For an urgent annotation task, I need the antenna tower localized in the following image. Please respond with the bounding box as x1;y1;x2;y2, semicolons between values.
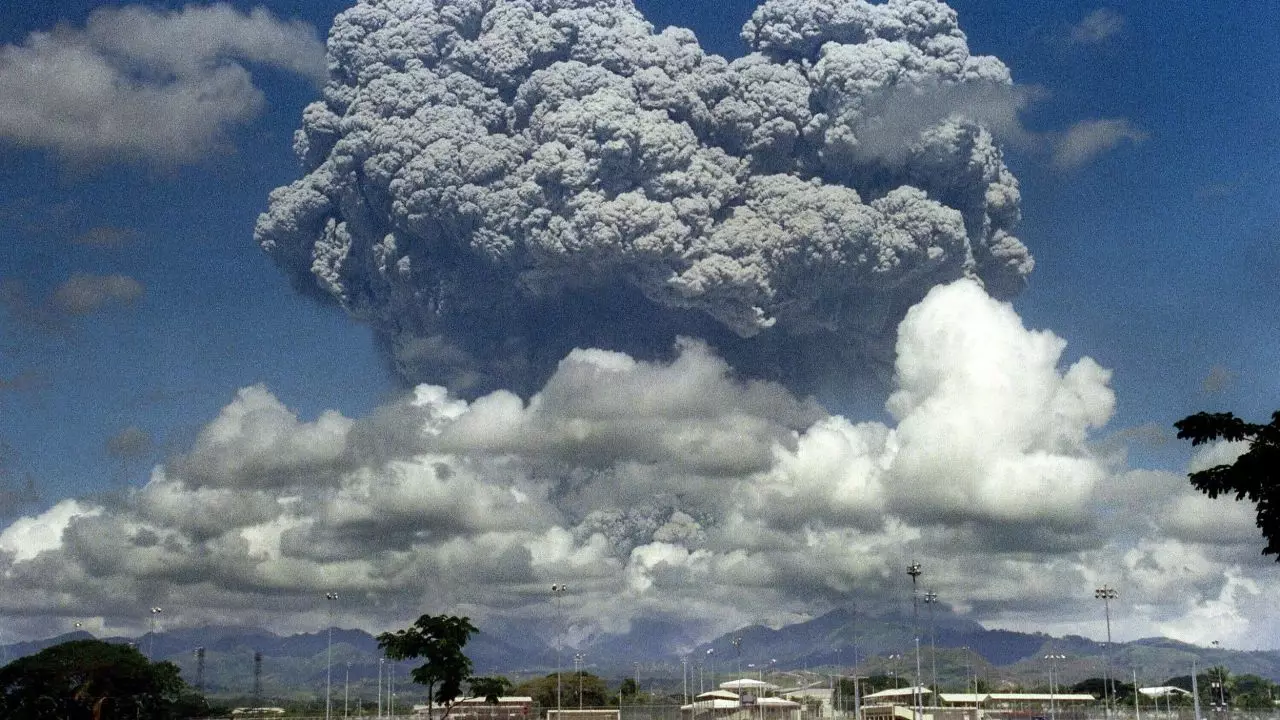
195;647;206;693
253;650;264;704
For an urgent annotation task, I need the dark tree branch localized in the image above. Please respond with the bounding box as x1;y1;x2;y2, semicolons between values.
1176;410;1280;561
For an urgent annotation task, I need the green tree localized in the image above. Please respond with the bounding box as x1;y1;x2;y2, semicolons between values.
470;676;514;703
1071;678;1109;698
378;614;479;720
835;677;874;708
1229;673;1276;709
0;638;206;719
515;674;559;709
1174;411;1280;559
516;672;609;709
567;672;609;707
1204;666;1233;708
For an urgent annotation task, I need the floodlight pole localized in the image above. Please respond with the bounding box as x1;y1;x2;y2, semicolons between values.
326;592;338;720
1133;669;1141;720
1210;641;1227;710
733;636;743;681
1192;659;1204;720
962;646;976;712
924;592;939;694
683;656;689;706
575;653;586;709
836;647;842;713
1045;654;1066;720
1095;586;1117;717
552;583;568;718
908;562;923;720
148;607;163;661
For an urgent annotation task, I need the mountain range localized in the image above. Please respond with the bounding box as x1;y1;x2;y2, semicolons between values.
4;608;1276;703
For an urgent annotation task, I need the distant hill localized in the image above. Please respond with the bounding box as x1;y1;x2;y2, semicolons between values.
3;608;1276;704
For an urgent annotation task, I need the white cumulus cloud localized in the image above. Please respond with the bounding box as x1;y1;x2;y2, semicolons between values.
4;279;1273;646
0;4;326;163
1052;118;1148;170
1070;8;1125;45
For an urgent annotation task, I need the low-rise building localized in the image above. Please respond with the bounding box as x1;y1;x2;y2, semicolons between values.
414;695;535;719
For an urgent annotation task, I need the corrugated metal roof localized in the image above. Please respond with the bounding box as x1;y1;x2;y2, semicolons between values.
986;694;1097;702
864;687;933;699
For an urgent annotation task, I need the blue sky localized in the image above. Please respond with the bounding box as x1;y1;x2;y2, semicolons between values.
0;0;1276;649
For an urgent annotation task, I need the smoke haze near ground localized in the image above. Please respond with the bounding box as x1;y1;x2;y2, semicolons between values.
257;0;1033;395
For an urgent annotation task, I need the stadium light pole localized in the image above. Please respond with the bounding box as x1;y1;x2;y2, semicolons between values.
961;646;975;711
907;562;923;720
836;647;842;713
552;583;568;718
575;653;586;709
1045;654;1066;720
148;607;163;660
1210;641;1227;709
924;591;939;694
326;592;338;720
733;636;743;681
1095;586;1117;718
682;656;689;706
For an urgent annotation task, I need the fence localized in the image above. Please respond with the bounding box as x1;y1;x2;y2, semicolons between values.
248;707;1280;720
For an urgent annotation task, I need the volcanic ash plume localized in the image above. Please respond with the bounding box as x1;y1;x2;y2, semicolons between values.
257;0;1033;393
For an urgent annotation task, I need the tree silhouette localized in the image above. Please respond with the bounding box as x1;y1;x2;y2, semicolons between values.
1174;411;1280;559
0;638;206;719
378;614;479;720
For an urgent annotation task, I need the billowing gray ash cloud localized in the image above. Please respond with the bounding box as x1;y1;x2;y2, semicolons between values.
257;0;1032;395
